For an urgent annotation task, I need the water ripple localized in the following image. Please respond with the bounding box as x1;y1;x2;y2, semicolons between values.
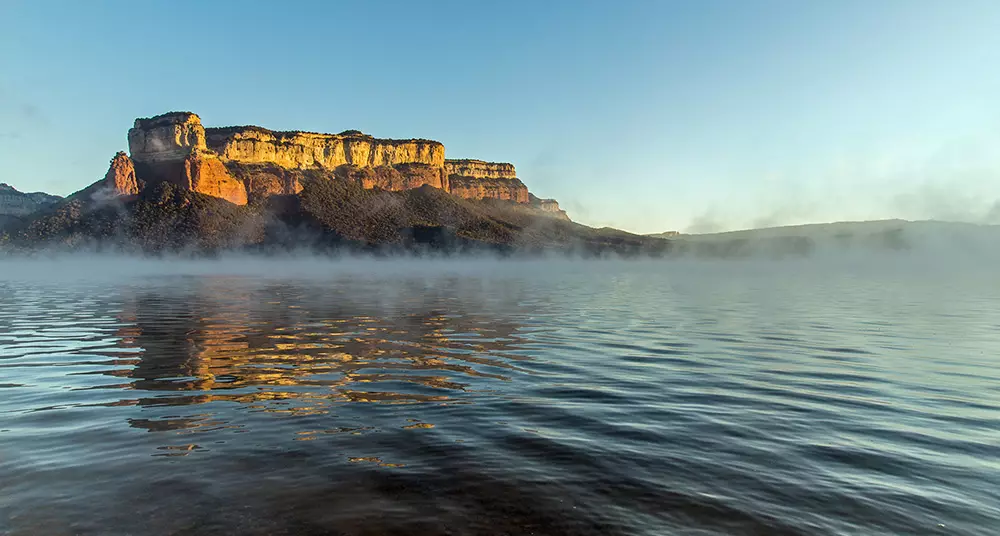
1;260;998;535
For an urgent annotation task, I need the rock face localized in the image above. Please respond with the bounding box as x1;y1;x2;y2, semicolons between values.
0;183;61;216
182;151;248;205
333;163;449;192
450;176;529;203
128;112;207;163
102;152;140;197
445;159;529;203
230;165;304;202
127;113;247;205
119;112;564;215
204;127;445;170
444;160;517;180
529;194;570;220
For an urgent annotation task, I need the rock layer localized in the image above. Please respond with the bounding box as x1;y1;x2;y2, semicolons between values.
444;160;517;180
121;112;563;216
449;176;529;203
128;112;207;163
205;127;445;170
445;159;528;203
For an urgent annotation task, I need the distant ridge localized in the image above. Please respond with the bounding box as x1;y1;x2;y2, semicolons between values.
650;219;997;239
646;219;999;258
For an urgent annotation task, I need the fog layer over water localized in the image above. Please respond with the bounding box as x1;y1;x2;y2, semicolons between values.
1;256;998;535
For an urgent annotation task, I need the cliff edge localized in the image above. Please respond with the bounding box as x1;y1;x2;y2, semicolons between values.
114;112;563;218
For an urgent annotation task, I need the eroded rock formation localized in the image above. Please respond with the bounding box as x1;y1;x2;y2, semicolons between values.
449;176;529;203
102;152;139;197
112;111;564;217
182;151;248;205
128;112;207;163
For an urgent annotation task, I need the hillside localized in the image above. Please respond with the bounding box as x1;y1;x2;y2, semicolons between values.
651;220;1000;258
0;174;668;256
0;183;62;217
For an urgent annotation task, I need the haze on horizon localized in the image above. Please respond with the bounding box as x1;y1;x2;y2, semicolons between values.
1;0;999;234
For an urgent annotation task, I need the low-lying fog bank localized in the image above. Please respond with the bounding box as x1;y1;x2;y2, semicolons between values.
0;243;995;285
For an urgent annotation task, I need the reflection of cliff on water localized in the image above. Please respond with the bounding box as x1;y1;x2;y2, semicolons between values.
109;277;532;426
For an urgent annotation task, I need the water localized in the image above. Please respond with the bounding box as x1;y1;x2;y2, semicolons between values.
1;257;998;535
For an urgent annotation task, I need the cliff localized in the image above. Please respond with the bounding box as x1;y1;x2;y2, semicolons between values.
204;126;446;169
117;112;561;214
444;159;530;204
444;160;517;180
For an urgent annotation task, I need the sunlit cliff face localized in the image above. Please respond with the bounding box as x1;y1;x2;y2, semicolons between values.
112;112;545;209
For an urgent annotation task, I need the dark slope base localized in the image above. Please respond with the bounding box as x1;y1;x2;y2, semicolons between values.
0;179;670;257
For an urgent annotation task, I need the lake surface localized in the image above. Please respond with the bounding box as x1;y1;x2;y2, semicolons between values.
1;256;998;535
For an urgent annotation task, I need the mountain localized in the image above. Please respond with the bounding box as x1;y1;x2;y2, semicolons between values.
650;220;1000;258
0;183;62;219
0;112;666;256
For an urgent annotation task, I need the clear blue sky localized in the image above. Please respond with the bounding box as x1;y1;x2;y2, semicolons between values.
2;0;999;233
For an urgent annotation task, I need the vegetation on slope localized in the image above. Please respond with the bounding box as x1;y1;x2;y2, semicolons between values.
1;175;670;257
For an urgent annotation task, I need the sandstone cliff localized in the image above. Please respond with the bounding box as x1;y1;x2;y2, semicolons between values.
444;160;517;180
444;159;529;203
204;126;445;170
113;112;563;215
449;176;529;203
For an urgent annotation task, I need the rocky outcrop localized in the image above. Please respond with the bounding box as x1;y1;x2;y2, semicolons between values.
228;164;304;202
449;176;529;203
127;113;247;204
181;151;248;205
0;183;61;216
445;159;528;203
128;112;207;163
529;194;570;220
332;163;448;192
102;152;140;197
118;112;565;216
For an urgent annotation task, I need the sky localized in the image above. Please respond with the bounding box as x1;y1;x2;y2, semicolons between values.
2;0;1000;234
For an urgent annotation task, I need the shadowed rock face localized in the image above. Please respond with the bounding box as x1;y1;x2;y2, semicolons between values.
228;164;304;202
449;176;529;203
182;151;248;206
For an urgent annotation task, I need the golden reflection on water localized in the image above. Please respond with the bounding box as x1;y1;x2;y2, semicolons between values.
103;280;530;436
